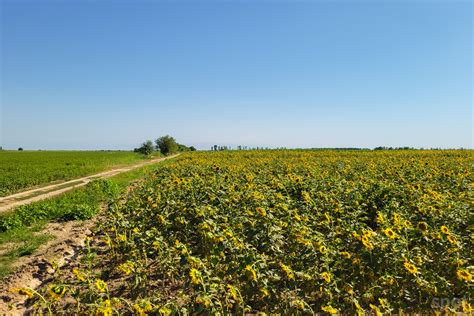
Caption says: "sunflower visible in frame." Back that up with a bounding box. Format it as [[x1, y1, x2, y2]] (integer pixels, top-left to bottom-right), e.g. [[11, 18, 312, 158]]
[[119, 261, 135, 276], [321, 272, 331, 283], [134, 300, 153, 316], [325, 212, 331, 224], [361, 236, 374, 250], [447, 234, 457, 244], [456, 269, 472, 282], [440, 225, 450, 234], [72, 268, 86, 282], [354, 302, 365, 316], [280, 263, 295, 280], [96, 300, 113, 316], [321, 305, 338, 314], [404, 262, 418, 275], [226, 284, 239, 300], [417, 221, 428, 231], [369, 304, 383, 316], [344, 284, 354, 295], [462, 300, 473, 313], [393, 213, 401, 227], [340, 251, 351, 259], [256, 207, 266, 217], [158, 307, 172, 316], [259, 287, 270, 298], [292, 299, 305, 311], [319, 245, 327, 254], [301, 191, 312, 203], [117, 234, 127, 242], [152, 240, 161, 249], [95, 279, 108, 293], [383, 228, 397, 239], [48, 284, 66, 300], [378, 298, 388, 309], [195, 296, 211, 307], [11, 287, 34, 299], [376, 213, 385, 224], [189, 268, 202, 284], [245, 265, 258, 281]]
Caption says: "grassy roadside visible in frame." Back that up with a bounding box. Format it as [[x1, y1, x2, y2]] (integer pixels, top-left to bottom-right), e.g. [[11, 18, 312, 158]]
[[0, 151, 163, 197], [0, 156, 178, 277]]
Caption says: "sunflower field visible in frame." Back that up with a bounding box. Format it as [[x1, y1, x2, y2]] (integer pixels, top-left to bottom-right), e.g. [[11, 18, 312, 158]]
[[27, 150, 473, 314]]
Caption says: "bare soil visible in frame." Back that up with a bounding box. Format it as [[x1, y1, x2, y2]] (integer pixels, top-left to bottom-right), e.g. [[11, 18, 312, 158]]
[[0, 220, 95, 315]]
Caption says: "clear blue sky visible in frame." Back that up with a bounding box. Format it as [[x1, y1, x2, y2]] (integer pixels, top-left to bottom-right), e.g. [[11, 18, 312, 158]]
[[1, 0, 472, 150]]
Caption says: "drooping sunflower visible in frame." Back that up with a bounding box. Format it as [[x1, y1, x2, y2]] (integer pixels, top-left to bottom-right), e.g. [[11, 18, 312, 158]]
[[72, 268, 86, 282], [189, 268, 202, 284], [48, 284, 67, 300], [321, 305, 338, 314], [321, 271, 331, 283], [280, 263, 295, 280], [417, 221, 429, 231], [119, 261, 135, 276], [256, 207, 266, 217], [404, 262, 418, 275], [447, 234, 457, 245], [340, 251, 351, 259], [11, 287, 34, 299], [456, 269, 472, 282], [245, 265, 258, 281], [96, 299, 113, 316], [95, 279, 108, 293]]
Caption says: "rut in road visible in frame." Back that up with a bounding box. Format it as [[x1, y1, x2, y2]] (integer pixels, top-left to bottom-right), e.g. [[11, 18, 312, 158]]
[[0, 154, 179, 214]]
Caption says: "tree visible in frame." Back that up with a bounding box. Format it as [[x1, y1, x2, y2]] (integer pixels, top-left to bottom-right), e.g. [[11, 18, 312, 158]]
[[155, 135, 178, 155], [177, 143, 190, 152], [18, 147, 24, 151], [189, 146, 196, 151], [136, 140, 154, 156]]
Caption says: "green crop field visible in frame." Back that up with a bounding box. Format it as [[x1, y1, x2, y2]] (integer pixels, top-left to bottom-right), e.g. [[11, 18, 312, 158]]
[[25, 150, 473, 314], [0, 159, 173, 278], [0, 151, 152, 197]]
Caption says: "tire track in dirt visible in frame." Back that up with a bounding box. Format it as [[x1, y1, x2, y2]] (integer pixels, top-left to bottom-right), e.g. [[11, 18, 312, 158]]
[[0, 220, 96, 315]]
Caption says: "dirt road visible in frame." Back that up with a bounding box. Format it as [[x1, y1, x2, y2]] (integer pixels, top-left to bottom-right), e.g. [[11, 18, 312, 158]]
[[0, 154, 179, 214]]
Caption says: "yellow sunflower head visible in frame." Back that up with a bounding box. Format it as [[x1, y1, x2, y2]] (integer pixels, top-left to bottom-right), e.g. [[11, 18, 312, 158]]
[[456, 269, 472, 282], [403, 262, 418, 275], [321, 271, 331, 283], [383, 228, 397, 239], [440, 225, 450, 234], [447, 234, 457, 245]]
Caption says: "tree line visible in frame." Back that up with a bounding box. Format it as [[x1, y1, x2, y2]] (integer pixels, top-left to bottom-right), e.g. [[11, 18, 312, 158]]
[[134, 135, 196, 156]]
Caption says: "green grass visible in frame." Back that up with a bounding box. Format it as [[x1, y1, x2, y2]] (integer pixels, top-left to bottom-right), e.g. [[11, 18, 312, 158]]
[[0, 156, 177, 278], [0, 151, 158, 197]]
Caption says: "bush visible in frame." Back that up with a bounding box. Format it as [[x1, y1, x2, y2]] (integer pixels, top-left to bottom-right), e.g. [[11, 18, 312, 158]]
[[155, 135, 178, 155], [136, 140, 154, 156]]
